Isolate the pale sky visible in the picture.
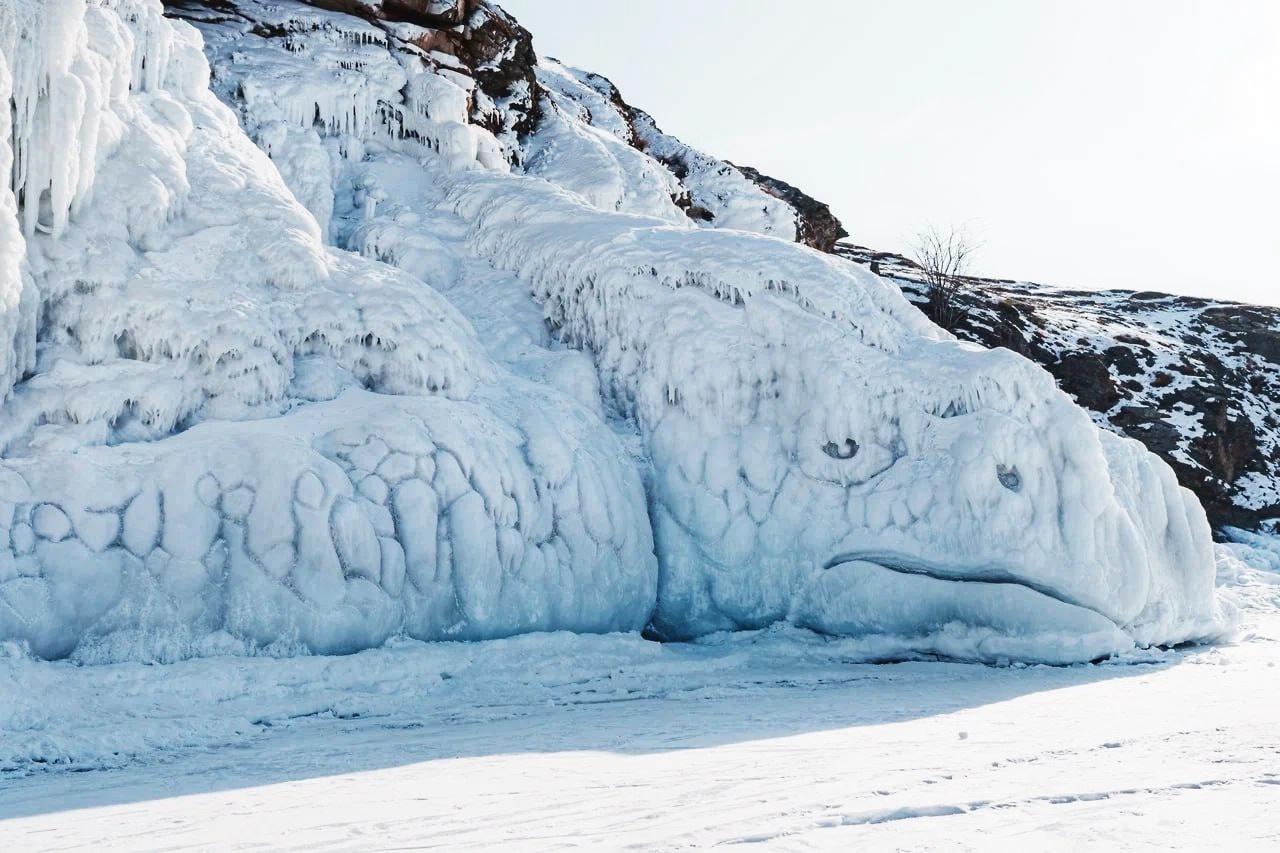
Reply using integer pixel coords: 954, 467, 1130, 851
501, 1, 1279, 306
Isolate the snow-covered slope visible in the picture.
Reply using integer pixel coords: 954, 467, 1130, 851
0, 0, 1228, 663
532, 55, 848, 250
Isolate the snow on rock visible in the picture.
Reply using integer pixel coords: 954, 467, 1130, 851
526, 61, 687, 223
0, 0, 655, 661
532, 58, 813, 243
840, 243, 1280, 532
534, 60, 846, 250
628, 108, 801, 240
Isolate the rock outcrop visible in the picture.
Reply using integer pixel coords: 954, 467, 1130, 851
731, 165, 848, 253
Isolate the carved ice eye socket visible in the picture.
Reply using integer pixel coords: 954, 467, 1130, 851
822, 439, 860, 460
997, 464, 1021, 492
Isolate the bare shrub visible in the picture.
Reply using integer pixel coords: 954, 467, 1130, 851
912, 225, 978, 331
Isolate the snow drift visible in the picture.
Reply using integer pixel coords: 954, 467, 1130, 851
0, 0, 1226, 663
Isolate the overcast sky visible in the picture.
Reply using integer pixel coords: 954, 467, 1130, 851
500, 1, 1279, 306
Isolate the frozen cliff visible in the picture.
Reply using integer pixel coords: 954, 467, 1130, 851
0, 0, 1229, 664
0, 0, 655, 661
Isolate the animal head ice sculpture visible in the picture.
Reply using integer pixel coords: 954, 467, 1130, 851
449, 171, 1222, 662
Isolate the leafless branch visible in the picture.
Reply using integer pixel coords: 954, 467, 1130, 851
911, 225, 978, 331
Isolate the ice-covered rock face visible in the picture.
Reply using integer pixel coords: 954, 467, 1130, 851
0, 0, 1225, 664
0, 0, 655, 661
445, 170, 1223, 662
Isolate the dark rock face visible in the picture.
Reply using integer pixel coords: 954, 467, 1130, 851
837, 243, 1280, 533
731, 165, 848, 253
1052, 352, 1122, 413
306, 0, 541, 140
432, 3, 541, 137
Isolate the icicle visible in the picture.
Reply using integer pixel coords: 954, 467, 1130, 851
0, 48, 37, 400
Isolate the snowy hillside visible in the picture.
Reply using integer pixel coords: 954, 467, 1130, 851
837, 244, 1280, 533
0, 0, 1232, 664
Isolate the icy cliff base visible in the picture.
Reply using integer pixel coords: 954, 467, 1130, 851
0, 387, 655, 661
0, 0, 654, 661
0, 0, 1228, 662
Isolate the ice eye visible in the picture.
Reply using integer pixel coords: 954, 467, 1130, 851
822, 439, 859, 460
997, 464, 1021, 492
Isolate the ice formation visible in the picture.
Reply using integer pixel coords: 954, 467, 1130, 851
0, 0, 1226, 664
443, 170, 1221, 658
0, 0, 654, 661
0, 12, 37, 402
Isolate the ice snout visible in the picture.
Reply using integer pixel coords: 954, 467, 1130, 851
793, 556, 1133, 664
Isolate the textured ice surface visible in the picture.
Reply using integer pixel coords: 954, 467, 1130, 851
0, 387, 654, 661
443, 169, 1223, 653
0, 0, 1226, 663
0, 0, 654, 661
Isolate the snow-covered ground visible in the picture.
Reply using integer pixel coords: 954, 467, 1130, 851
2, 535, 1277, 849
